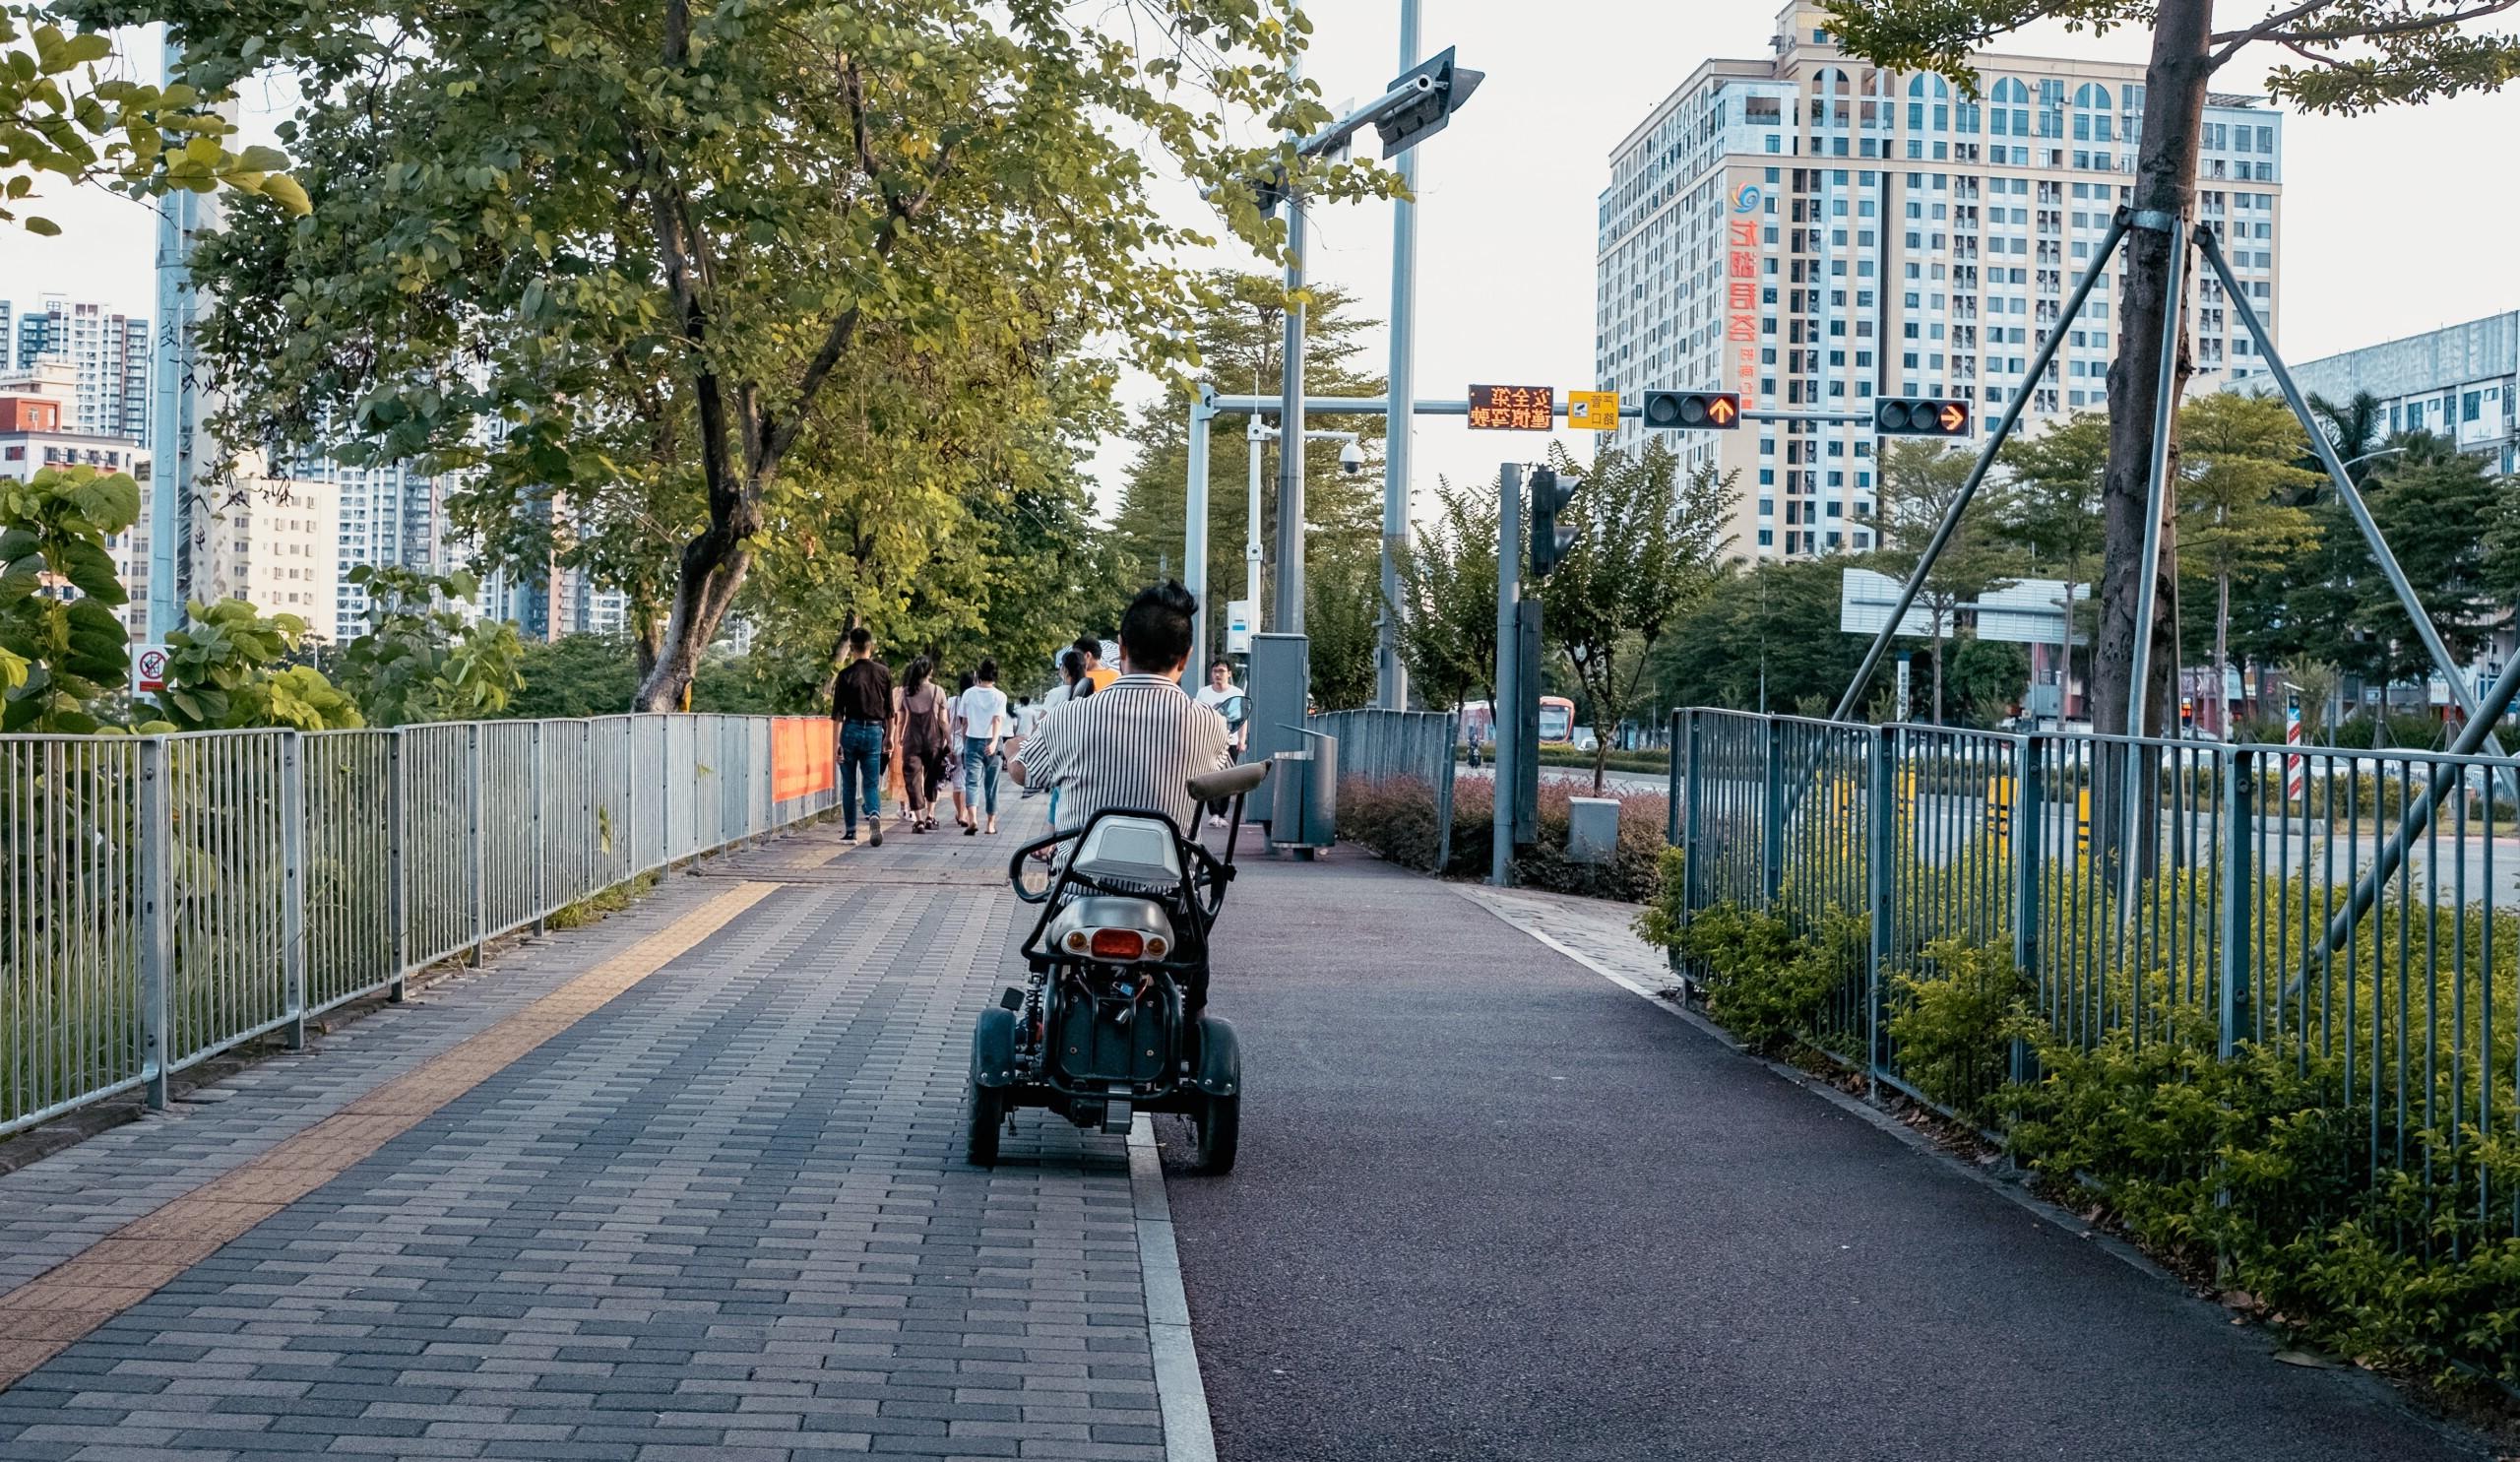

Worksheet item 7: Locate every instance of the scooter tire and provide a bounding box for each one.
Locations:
[966,1083,1006,1167]
[1195,1092,1238,1176]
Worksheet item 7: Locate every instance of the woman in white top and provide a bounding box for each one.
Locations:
[956,659,1012,835]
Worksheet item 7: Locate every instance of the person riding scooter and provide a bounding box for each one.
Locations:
[1010,579,1232,840]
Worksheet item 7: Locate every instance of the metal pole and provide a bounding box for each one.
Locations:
[2117,217,2189,919]
[1187,393,1214,665]
[2200,230,2520,795]
[1832,213,2133,722]
[468,723,486,965]
[2220,747,2252,1057]
[1866,723,1897,1087]
[138,736,171,1109]
[1377,0,1422,711]
[530,721,548,935]
[281,730,306,1050]
[387,730,407,1002]
[1247,419,1267,617]
[2011,731,2044,1084]
[1491,462,1522,887]
[1277,198,1307,634]
[2123,217,2188,744]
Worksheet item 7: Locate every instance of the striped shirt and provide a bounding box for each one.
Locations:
[1016,673,1233,834]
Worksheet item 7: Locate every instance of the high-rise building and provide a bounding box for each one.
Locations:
[197,473,342,642]
[2276,312,2520,476]
[12,296,153,447]
[0,362,155,638]
[1597,2,2284,559]
[302,457,448,632]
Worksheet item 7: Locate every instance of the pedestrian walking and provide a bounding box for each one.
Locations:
[1192,658,1248,828]
[1074,635,1118,693]
[830,626,896,847]
[947,669,976,831]
[957,659,1011,835]
[898,657,951,832]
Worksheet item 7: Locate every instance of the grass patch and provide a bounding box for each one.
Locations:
[546,869,662,930]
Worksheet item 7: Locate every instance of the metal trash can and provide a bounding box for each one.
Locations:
[1270,728,1339,853]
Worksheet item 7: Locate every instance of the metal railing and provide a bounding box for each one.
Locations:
[1309,707,1459,869]
[1,714,835,1137]
[1670,706,2520,1230]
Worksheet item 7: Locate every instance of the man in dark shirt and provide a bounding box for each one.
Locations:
[831,626,898,846]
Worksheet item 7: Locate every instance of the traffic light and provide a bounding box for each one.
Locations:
[1873,397,1972,437]
[1640,390,1741,431]
[1529,467,1580,579]
[1374,47,1487,159]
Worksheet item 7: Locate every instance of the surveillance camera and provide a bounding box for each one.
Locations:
[1339,441,1365,475]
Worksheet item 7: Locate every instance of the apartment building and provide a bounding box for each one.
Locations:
[0,362,155,637]
[1597,2,2283,559]
[13,296,151,444]
[196,476,343,642]
[2280,311,2520,477]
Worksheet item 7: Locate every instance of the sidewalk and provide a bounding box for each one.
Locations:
[0,800,1185,1461]
[1159,851,2489,1462]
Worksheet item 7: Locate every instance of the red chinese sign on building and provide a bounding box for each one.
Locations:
[1467,383,1555,431]
[1727,215,1761,410]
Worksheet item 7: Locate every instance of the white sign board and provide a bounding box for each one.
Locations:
[132,643,169,695]
[1224,600,1255,656]
[1840,568,2088,646]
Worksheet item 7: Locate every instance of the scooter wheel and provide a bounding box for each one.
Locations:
[1195,1092,1238,1176]
[966,1083,1006,1167]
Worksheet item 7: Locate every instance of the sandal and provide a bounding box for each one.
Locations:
[964,823,977,836]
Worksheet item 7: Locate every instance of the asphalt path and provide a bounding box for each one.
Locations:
[1159,852,2486,1462]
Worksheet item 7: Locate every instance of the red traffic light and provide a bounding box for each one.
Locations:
[1874,397,1972,437]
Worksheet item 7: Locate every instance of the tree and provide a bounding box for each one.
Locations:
[1305,540,1382,713]
[506,636,643,722]
[333,566,526,727]
[2174,392,2318,732]
[1393,476,1499,718]
[1877,440,2020,725]
[145,600,362,731]
[0,466,140,731]
[139,0,1395,712]
[2358,444,2505,688]
[1653,558,1872,717]
[1108,271,1388,657]
[1539,441,1731,790]
[0,10,306,234]
[1829,0,2520,744]
[2000,412,2109,713]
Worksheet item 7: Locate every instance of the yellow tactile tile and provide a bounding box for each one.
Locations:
[0,880,778,1390]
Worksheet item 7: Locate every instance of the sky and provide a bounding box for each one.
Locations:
[4,6,2516,524]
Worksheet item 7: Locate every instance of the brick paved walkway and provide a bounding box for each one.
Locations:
[0,797,1182,1461]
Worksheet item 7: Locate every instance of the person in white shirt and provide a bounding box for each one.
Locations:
[1191,659,1247,828]
[955,660,1012,836]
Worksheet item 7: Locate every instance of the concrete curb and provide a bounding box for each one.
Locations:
[1131,1114,1218,1462]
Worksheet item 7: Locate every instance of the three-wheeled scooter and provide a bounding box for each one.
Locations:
[965,761,1269,1173]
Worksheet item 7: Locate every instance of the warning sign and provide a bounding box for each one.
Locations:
[133,644,168,695]
[1566,391,1618,431]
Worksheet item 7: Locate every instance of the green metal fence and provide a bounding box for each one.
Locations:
[1670,706,2520,1231]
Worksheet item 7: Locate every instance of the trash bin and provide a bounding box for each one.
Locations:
[1270,728,1339,852]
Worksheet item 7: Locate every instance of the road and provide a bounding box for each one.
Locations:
[1159,853,2485,1462]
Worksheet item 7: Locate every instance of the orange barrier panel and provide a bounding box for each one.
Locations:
[772,718,817,801]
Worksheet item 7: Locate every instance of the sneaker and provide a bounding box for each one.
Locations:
[869,822,884,848]
[842,831,857,845]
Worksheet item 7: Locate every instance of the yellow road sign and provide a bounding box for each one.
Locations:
[1568,390,1618,431]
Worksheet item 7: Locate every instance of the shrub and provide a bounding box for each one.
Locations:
[1886,938,2033,1123]
[1334,771,1668,903]
[1659,901,1861,1057]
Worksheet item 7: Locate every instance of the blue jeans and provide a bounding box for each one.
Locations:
[962,735,1001,818]
[839,722,885,833]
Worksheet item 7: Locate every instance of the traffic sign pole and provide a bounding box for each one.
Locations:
[1377,0,1421,712]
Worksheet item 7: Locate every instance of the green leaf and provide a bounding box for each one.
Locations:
[23,217,59,236]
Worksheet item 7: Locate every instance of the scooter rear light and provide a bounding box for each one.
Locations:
[1090,928,1146,961]
[1144,935,1168,959]
[1063,930,1091,954]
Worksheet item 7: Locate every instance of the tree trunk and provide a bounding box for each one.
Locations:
[630,603,664,689]
[2092,0,2213,749]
